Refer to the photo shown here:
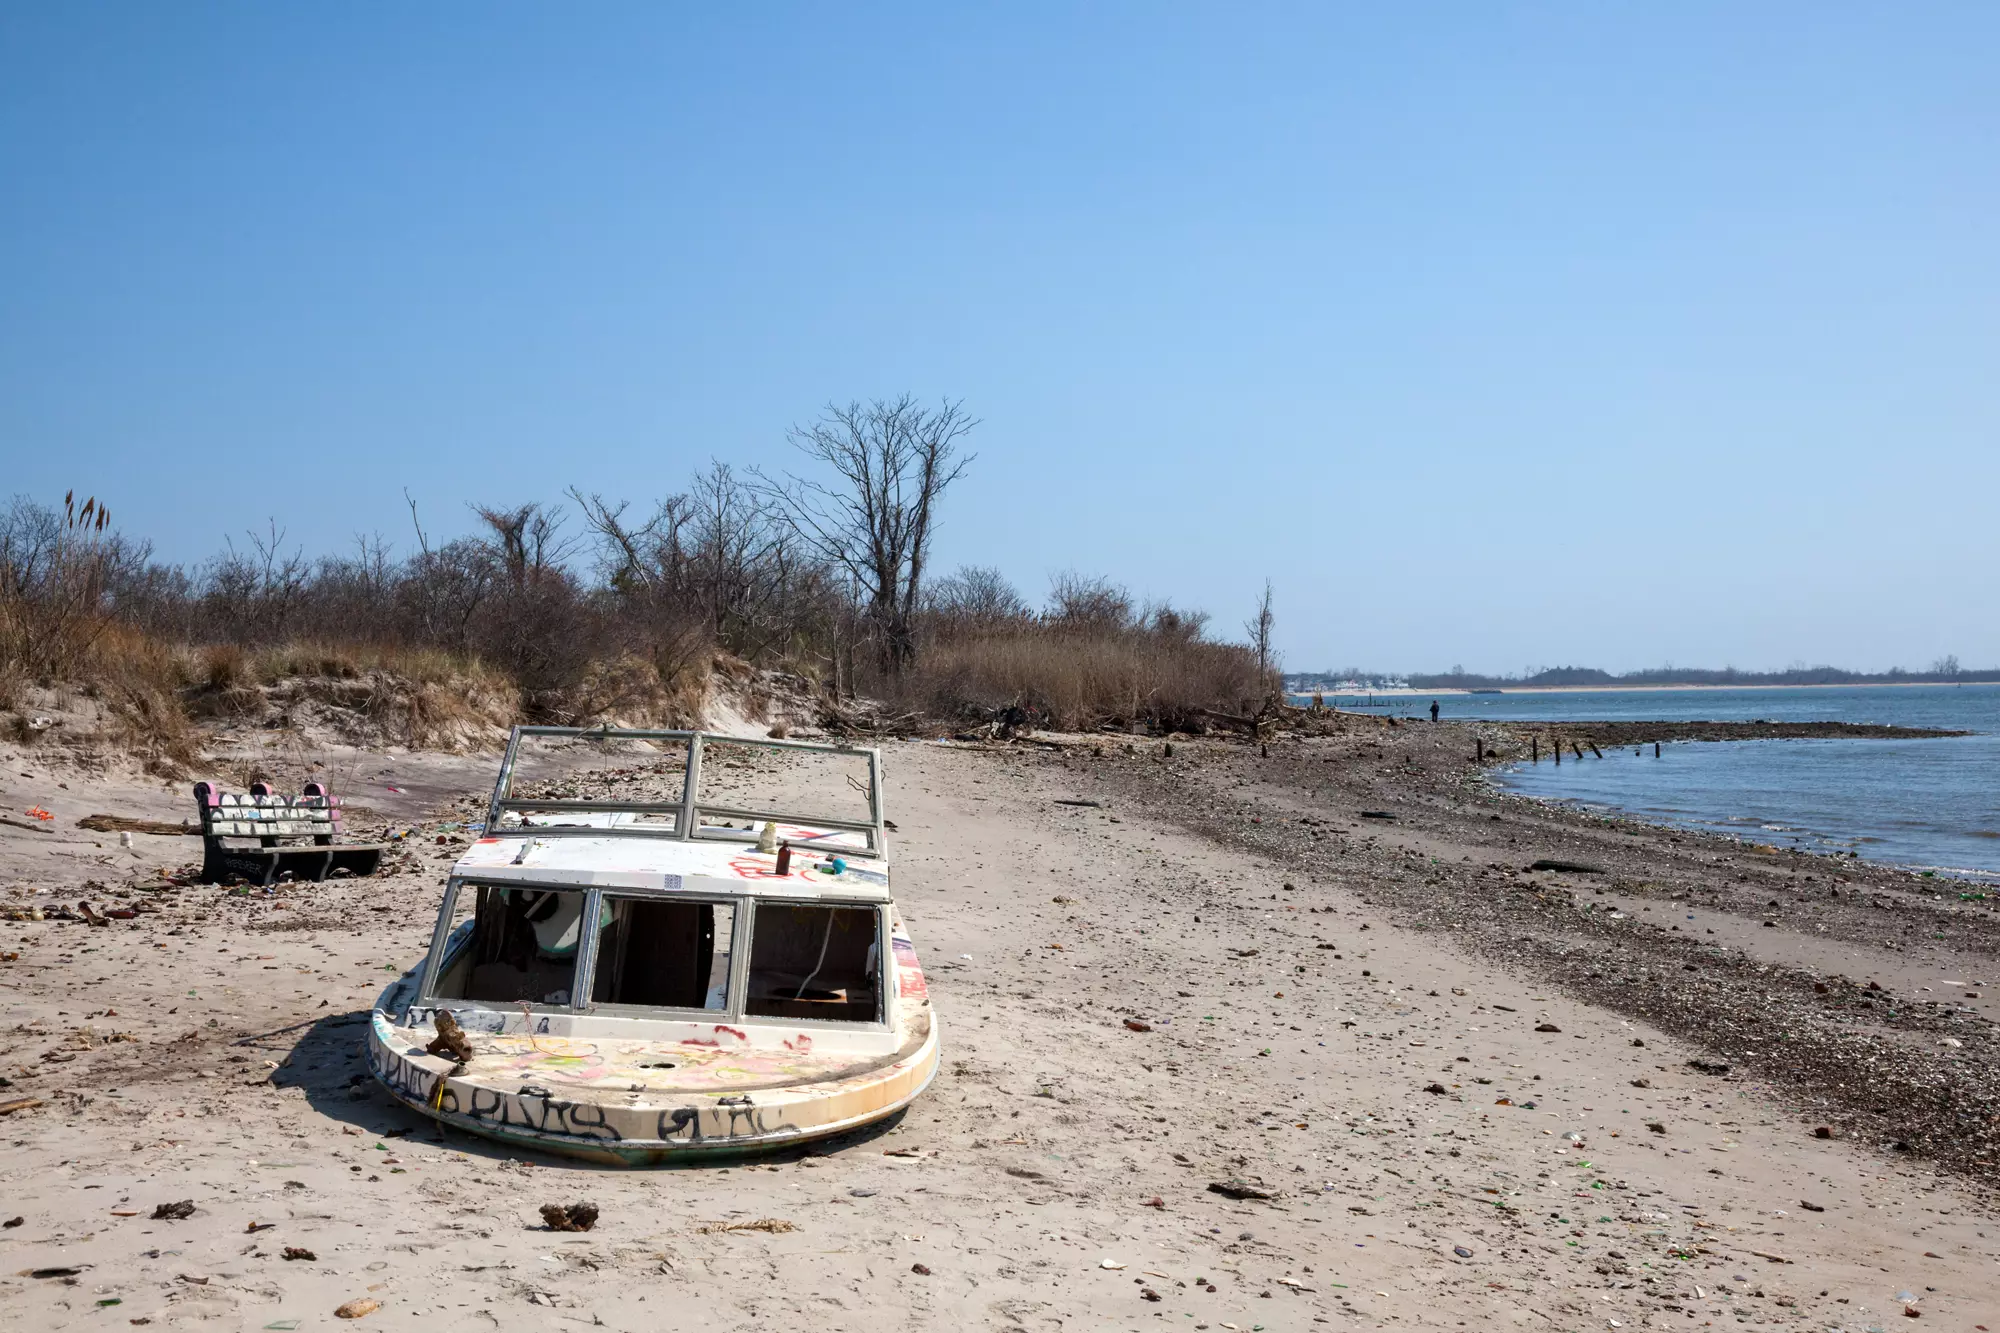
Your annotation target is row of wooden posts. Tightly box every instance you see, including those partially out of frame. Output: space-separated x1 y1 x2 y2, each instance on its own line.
1513 736 1662 763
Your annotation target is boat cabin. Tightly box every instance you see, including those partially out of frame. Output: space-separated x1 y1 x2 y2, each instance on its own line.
401 728 901 1050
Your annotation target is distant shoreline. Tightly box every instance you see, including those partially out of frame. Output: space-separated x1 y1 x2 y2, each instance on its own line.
1289 680 1992 697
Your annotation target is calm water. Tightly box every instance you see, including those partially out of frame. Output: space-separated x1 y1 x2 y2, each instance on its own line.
1308 686 2000 882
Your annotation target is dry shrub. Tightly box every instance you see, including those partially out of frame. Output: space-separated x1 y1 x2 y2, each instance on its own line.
52 622 201 773
558 651 710 729
897 625 1268 732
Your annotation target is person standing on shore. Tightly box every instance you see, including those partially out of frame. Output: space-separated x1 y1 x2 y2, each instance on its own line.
1430 700 1440 723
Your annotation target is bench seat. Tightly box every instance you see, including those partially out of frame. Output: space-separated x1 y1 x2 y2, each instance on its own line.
194 781 384 885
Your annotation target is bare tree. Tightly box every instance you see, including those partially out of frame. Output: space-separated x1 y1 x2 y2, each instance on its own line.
1245 579 1277 679
1046 571 1133 629
756 396 976 672
472 502 575 586
928 565 1029 627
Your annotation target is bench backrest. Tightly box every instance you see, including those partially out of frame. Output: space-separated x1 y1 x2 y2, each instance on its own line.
193 781 345 841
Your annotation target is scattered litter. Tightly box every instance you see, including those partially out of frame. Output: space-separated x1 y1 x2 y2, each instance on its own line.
282 1247 317 1261
151 1201 195 1220
911 1262 932 1275
1101 1258 1127 1270
1453 1246 1473 1258
334 1298 381 1319
1207 1180 1274 1201
1124 1018 1153 1032
539 1202 598 1232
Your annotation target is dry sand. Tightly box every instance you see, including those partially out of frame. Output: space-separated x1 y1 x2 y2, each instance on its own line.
1 729 1996 1330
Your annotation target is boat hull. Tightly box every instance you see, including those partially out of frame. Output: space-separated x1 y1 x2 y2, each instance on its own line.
367 993 939 1164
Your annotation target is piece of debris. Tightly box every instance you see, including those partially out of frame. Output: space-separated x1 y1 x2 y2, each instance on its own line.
1813 1126 1837 1140
425 1011 474 1064
1799 1201 1825 1212
1141 1196 1165 1209
151 1201 195 1220
282 1247 316 1261
77 814 194 836
911 1262 932 1275
539 1202 599 1232
1423 1083 1448 1095
1686 1059 1732 1076
1207 1180 1274 1201
334 1298 381 1319
1646 1122 1667 1135
696 1218 796 1234
1534 1023 1562 1033
1360 811 1396 821
1630 1078 1652 1089
0 1097 44 1116
2 1217 21 1229
1123 1018 1153 1032
1528 860 1604 874
26 1266 87 1278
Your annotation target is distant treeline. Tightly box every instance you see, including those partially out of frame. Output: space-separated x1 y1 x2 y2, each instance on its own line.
3 404 1279 760
1291 661 1999 691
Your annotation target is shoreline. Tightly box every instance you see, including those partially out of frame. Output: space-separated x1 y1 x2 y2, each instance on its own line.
1080 718 2000 1194
1292 679 1995 696
3 726 1997 1325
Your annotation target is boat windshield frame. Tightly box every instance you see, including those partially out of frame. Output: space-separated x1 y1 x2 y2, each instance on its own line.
484 726 888 858
413 876 894 1031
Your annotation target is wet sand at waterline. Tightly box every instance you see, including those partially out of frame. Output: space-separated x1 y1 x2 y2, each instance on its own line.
2 726 1996 1329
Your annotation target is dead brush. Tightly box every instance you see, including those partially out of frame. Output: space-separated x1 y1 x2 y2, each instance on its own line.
892 625 1269 733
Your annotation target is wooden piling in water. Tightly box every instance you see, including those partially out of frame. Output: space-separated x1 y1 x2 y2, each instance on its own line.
1532 736 1539 763
1589 742 1603 759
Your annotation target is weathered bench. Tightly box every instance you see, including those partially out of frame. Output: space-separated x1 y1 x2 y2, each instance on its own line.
192 781 383 885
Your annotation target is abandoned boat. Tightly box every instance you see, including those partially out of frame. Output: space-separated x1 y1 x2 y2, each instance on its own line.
368 727 938 1163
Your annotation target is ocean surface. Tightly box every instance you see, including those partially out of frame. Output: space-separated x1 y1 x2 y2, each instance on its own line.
1304 685 2000 882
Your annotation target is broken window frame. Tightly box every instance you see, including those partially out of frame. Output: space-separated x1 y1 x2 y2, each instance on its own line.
584 891 747 1019
416 876 598 1015
415 878 892 1031
740 899 889 1028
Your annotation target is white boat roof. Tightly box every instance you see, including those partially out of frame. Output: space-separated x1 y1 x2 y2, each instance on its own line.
455 727 891 901
454 828 889 900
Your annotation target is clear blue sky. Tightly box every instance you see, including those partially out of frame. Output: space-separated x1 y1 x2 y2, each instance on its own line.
4 4 1995 674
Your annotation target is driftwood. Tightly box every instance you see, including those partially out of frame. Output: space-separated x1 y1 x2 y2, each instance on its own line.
425 1011 475 1064
77 814 197 835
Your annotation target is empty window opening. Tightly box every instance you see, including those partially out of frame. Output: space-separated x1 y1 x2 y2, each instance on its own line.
592 897 735 1010
432 886 597 1006
747 904 880 1022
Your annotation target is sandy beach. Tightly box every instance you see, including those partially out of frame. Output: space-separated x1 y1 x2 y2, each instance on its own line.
3 722 1997 1330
